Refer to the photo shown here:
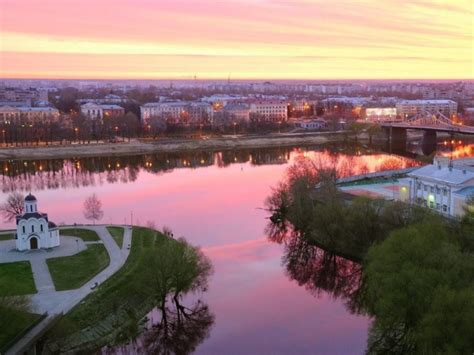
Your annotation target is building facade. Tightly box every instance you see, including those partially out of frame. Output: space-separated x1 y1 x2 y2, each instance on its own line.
140 102 213 123
249 100 288 121
407 162 474 217
80 103 125 120
0 106 60 123
16 194 60 251
396 99 458 118
364 107 398 122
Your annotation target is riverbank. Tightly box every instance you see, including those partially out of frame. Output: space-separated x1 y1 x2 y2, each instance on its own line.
0 131 348 160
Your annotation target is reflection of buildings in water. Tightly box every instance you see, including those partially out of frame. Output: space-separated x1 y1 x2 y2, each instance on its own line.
439 143 474 159
0 145 425 193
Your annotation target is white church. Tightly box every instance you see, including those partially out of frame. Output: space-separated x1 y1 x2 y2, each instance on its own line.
15 194 60 251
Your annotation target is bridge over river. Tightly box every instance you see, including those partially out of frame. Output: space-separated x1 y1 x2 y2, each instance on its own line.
380 111 474 151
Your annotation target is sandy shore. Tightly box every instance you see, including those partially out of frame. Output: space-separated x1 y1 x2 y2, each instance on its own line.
0 132 348 160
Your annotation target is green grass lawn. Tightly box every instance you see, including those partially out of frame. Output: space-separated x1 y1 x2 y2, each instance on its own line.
44 227 167 350
107 226 124 248
0 262 36 296
60 228 100 241
0 308 42 352
47 244 110 291
0 233 15 241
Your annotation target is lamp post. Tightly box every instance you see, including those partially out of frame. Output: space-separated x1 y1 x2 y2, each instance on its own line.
74 127 79 143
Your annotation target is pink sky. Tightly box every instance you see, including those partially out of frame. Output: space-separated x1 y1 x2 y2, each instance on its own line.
0 0 472 79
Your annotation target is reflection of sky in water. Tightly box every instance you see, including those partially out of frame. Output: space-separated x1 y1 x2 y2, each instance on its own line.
0 148 423 354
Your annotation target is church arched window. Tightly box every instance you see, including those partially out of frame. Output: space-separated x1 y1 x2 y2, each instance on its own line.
32 225 35 233
22 226 25 234
40 224 44 232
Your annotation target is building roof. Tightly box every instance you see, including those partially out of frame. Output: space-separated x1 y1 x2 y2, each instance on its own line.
48 221 58 229
397 99 457 105
100 104 123 110
408 164 474 185
25 193 37 201
453 186 474 197
16 212 48 224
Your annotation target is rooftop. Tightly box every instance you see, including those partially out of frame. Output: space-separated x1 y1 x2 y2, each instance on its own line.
408 164 474 185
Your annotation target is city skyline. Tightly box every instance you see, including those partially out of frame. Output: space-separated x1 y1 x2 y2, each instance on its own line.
0 0 472 80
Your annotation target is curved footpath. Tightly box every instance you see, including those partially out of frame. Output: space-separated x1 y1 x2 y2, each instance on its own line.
5 225 133 355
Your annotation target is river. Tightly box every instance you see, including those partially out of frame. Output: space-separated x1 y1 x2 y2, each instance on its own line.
1 141 473 354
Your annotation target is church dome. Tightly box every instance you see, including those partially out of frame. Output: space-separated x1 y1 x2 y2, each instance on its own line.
25 193 37 201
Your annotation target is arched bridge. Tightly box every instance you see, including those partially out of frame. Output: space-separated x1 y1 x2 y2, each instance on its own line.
381 111 474 152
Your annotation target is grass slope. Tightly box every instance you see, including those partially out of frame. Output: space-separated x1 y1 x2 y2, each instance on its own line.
0 309 42 352
107 226 124 249
0 262 36 296
47 244 110 291
45 227 166 351
60 228 100 241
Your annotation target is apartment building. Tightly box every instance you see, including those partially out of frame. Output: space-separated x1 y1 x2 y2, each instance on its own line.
396 99 458 118
249 100 288 121
80 103 125 119
140 102 213 123
0 106 60 123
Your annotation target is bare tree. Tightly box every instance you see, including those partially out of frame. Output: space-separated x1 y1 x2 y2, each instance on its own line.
0 192 24 222
83 193 104 225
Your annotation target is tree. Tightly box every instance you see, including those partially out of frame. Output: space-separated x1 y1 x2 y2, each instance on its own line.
366 123 381 145
364 221 474 354
0 192 24 222
347 122 366 142
83 193 104 224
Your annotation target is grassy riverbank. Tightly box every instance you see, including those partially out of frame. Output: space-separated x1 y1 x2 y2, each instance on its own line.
0 309 42 352
0 131 347 160
43 227 167 353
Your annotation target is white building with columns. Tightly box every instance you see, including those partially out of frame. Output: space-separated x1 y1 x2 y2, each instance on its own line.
15 194 60 251
406 160 474 217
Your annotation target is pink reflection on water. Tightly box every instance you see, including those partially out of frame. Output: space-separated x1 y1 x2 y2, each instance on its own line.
0 148 415 353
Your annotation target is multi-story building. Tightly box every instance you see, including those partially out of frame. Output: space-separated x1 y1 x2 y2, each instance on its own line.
140 102 213 123
249 100 288 121
406 159 474 217
363 107 398 122
222 103 250 121
0 106 60 123
0 87 49 105
396 99 458 118
80 103 124 119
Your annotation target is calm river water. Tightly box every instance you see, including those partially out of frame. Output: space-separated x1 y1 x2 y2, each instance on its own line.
2 141 473 354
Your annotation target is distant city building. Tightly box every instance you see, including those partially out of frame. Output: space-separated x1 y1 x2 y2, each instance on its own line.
80 103 125 119
0 106 60 123
296 118 327 130
396 99 458 118
0 87 48 106
140 101 213 123
249 100 288 121
364 108 398 122
16 194 60 251
222 103 250 121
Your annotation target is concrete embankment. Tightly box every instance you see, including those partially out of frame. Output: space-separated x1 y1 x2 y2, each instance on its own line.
0 131 348 160
336 167 419 186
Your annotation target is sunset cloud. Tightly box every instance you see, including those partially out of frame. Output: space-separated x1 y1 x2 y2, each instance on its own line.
0 0 472 79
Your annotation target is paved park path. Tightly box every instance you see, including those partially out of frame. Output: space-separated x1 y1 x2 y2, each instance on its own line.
5 225 133 355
